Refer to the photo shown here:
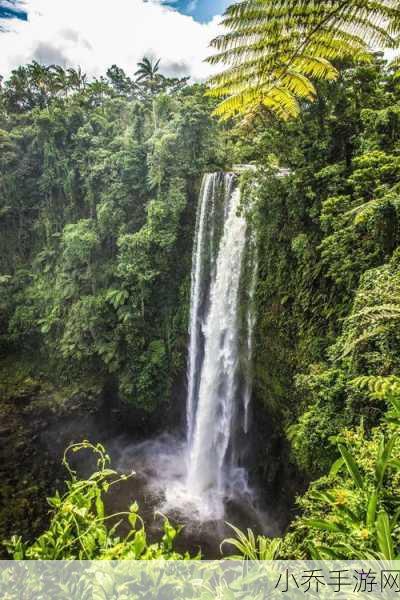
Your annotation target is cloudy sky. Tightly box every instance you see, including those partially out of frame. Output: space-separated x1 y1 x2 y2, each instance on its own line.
0 0 231 80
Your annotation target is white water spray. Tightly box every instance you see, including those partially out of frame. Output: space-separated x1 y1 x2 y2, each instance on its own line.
184 172 257 519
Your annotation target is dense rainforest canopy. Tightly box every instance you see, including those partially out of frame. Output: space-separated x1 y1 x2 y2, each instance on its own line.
0 62 224 413
1 3 400 566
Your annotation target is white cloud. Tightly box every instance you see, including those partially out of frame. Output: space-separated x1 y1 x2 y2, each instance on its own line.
0 0 223 80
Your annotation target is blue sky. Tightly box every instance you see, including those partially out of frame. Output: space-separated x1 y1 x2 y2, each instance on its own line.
0 1 27 23
1 0 230 25
167 0 231 22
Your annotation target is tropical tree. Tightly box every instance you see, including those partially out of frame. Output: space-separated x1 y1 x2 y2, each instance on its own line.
208 0 400 121
135 57 161 82
2 65 32 111
67 66 87 92
2 62 53 111
106 64 134 95
86 77 111 105
49 65 70 97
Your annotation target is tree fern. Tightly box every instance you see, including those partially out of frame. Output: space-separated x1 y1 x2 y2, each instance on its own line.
389 52 400 70
208 0 400 121
352 375 400 399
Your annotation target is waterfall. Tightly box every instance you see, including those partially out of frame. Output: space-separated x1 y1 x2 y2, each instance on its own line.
184 172 256 519
186 172 236 445
186 174 212 446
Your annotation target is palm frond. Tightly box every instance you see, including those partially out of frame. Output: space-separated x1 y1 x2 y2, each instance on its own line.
208 0 400 121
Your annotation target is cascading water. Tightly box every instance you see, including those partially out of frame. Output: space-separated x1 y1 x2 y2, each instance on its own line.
184 172 257 520
186 173 236 447
116 172 260 532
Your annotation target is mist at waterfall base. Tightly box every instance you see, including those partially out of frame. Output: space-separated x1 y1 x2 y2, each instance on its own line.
108 173 277 556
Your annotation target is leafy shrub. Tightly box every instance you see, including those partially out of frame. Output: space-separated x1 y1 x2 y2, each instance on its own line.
5 442 191 560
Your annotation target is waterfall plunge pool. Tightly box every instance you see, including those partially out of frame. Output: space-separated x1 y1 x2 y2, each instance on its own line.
105 432 280 558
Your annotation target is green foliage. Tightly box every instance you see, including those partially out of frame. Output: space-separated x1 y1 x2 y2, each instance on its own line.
3 36 400 566
279 380 400 560
135 57 161 83
5 442 190 560
288 368 347 474
229 380 400 560
320 151 400 291
0 63 224 411
208 0 400 121
243 56 400 473
219 54 400 561
222 523 281 560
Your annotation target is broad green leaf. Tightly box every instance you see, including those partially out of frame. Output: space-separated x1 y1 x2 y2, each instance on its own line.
376 434 398 486
303 519 344 533
95 491 104 519
376 511 395 560
338 444 364 489
367 490 378 528
329 457 345 478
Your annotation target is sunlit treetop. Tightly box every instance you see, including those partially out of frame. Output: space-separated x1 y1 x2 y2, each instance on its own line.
207 0 400 122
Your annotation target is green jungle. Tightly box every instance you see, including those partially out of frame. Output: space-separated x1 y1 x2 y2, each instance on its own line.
2 0 400 563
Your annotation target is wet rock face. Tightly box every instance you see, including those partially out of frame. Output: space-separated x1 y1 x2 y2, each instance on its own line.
247 395 308 534
0 374 104 557
0 384 55 556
